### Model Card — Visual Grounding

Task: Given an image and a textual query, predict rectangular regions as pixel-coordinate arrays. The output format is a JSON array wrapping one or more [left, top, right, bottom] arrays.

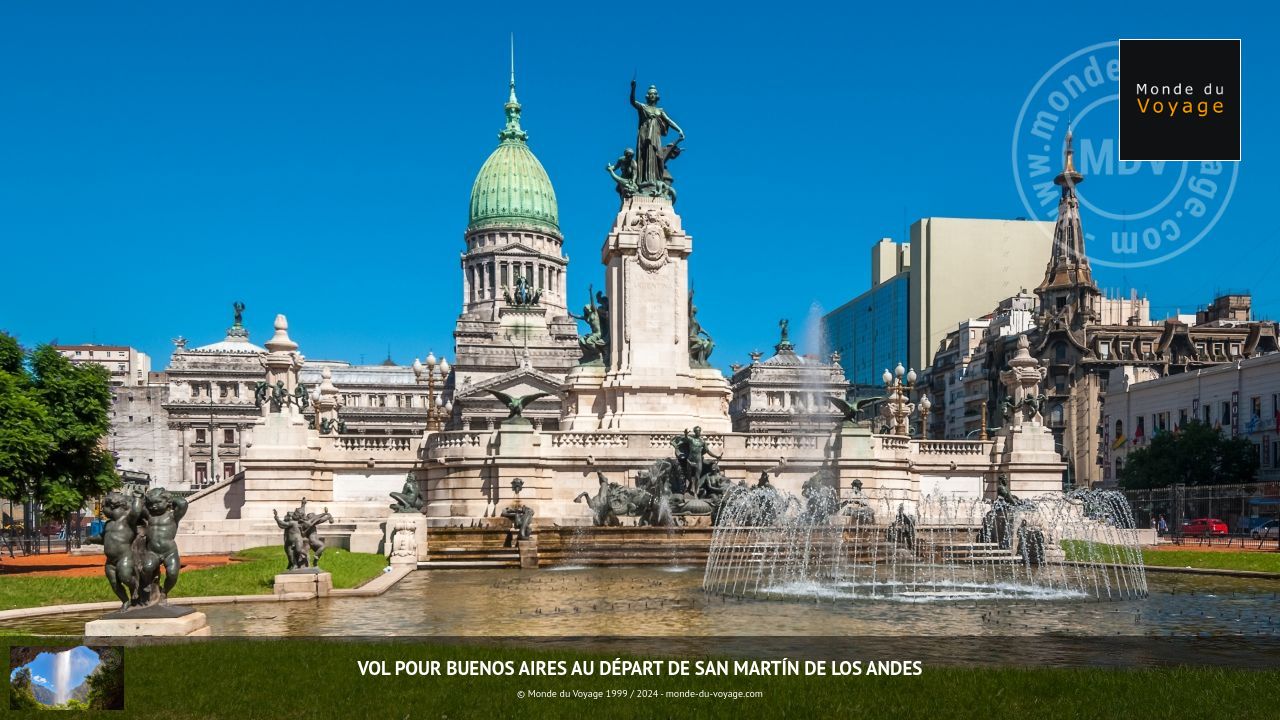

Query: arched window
[[1049, 403, 1064, 426]]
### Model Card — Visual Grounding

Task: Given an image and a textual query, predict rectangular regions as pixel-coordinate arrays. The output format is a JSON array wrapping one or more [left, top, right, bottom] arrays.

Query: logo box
[[1119, 39, 1240, 161]]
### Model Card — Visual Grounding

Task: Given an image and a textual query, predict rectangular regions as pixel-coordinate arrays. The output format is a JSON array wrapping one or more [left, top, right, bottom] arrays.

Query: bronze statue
[[390, 474, 424, 513], [996, 473, 1021, 506], [569, 285, 609, 365], [688, 291, 714, 368], [136, 488, 188, 606], [670, 427, 720, 496], [91, 488, 189, 612], [779, 318, 790, 345], [274, 498, 332, 569], [274, 508, 305, 569], [826, 396, 884, 425], [98, 492, 142, 609], [485, 389, 552, 424], [574, 473, 622, 527], [505, 272, 541, 307], [606, 148, 638, 198], [625, 79, 685, 200], [233, 301, 245, 326]]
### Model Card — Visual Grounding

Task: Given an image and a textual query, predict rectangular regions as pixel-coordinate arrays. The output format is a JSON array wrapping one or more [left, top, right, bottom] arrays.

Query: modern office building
[[823, 217, 1053, 389]]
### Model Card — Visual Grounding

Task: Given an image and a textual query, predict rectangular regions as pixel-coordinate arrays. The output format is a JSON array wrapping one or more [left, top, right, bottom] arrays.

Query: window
[[223, 428, 235, 444], [1054, 343, 1067, 362], [222, 462, 236, 479], [194, 463, 208, 484], [1049, 404, 1064, 427], [1098, 342, 1110, 359], [1230, 343, 1241, 357], [1221, 401, 1231, 427], [1120, 341, 1132, 358], [195, 428, 207, 444], [1178, 409, 1188, 427]]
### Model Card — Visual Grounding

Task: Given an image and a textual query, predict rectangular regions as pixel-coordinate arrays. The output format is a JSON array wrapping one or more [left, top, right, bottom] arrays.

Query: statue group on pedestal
[[254, 379, 310, 412], [607, 80, 685, 202], [569, 285, 610, 367], [96, 488, 188, 612], [274, 498, 333, 570], [575, 427, 751, 527], [502, 272, 541, 307]]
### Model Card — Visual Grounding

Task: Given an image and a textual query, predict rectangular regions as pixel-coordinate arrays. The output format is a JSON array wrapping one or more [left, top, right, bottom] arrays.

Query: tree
[[8, 666, 40, 710], [0, 333, 118, 542], [85, 647, 124, 710], [1119, 420, 1260, 490]]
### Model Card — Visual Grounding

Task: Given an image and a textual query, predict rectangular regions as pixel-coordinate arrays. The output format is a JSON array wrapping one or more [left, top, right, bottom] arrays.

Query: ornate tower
[[1031, 131, 1103, 489], [1034, 130, 1101, 330], [449, 65, 580, 430]]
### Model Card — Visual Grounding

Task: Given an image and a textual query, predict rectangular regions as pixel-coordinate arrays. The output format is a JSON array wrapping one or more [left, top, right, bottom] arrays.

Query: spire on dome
[[498, 34, 527, 143]]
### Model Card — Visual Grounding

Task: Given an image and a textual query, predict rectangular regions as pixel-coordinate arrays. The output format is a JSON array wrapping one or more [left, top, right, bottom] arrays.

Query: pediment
[[454, 367, 564, 401]]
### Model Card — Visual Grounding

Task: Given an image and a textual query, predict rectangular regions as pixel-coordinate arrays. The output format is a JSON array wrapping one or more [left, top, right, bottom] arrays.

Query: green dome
[[467, 82, 560, 237]]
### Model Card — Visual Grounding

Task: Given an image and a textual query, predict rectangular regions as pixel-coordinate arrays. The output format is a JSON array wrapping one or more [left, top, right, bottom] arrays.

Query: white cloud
[[32, 674, 51, 687]]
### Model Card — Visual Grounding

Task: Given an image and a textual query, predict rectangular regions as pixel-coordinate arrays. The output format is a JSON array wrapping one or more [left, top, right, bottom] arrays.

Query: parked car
[[1251, 519, 1279, 540], [1181, 518, 1228, 536]]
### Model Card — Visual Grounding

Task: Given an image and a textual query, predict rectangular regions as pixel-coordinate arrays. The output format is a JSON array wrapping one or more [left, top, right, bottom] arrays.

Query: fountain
[[703, 482, 1148, 602]]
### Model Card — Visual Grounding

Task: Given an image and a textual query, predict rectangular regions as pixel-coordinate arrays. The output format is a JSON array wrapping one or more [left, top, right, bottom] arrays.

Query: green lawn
[[0, 546, 387, 611], [3, 638, 1275, 719], [1064, 541, 1280, 573]]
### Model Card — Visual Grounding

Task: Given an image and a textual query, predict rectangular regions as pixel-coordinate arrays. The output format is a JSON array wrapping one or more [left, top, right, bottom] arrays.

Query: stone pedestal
[[561, 195, 730, 432], [273, 569, 333, 598], [85, 608, 211, 638], [350, 521, 385, 554], [1000, 423, 1067, 497], [517, 536, 539, 569], [385, 513, 427, 563]]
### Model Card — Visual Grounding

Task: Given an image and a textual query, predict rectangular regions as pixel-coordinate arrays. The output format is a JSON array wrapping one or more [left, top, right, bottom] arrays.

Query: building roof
[[467, 75, 559, 237]]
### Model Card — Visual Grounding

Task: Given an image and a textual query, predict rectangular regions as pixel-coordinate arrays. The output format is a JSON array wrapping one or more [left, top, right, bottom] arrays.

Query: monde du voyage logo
[[1012, 40, 1241, 269]]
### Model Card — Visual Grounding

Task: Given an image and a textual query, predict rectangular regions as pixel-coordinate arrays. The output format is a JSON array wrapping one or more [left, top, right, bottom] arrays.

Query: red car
[[1181, 518, 1228, 536]]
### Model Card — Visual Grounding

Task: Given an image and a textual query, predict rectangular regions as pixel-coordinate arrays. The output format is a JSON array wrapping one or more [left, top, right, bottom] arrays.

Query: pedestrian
[[1157, 515, 1168, 536]]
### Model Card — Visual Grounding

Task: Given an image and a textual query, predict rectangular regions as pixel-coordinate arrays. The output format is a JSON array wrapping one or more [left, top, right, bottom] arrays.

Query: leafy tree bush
[[0, 333, 118, 540], [1119, 420, 1259, 489]]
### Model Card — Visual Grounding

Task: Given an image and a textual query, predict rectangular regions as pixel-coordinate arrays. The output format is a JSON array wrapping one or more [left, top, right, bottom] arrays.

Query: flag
[[1248, 415, 1261, 433], [1112, 434, 1127, 450]]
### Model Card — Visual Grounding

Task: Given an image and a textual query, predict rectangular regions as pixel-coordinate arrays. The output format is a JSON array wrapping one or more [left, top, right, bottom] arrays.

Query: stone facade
[[728, 329, 848, 434], [447, 73, 580, 431], [1102, 353, 1280, 486]]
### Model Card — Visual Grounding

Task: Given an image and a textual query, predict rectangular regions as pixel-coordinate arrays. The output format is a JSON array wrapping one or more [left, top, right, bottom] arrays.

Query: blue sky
[[10, 646, 99, 702], [0, 2, 1272, 372]]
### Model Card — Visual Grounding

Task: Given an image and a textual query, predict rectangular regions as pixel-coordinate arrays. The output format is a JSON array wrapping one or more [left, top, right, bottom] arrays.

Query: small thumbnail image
[[9, 645, 124, 710]]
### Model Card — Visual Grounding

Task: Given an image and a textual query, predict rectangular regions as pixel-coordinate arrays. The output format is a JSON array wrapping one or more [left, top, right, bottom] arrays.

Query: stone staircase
[[420, 528, 521, 569], [419, 526, 715, 569]]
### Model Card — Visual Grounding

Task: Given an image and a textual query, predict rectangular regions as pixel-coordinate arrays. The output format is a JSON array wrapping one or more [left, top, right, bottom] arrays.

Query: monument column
[[561, 79, 730, 432]]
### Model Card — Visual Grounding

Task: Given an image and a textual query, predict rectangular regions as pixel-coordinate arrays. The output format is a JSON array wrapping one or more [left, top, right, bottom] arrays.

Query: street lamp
[[882, 363, 919, 436], [919, 394, 932, 439], [413, 353, 451, 432]]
